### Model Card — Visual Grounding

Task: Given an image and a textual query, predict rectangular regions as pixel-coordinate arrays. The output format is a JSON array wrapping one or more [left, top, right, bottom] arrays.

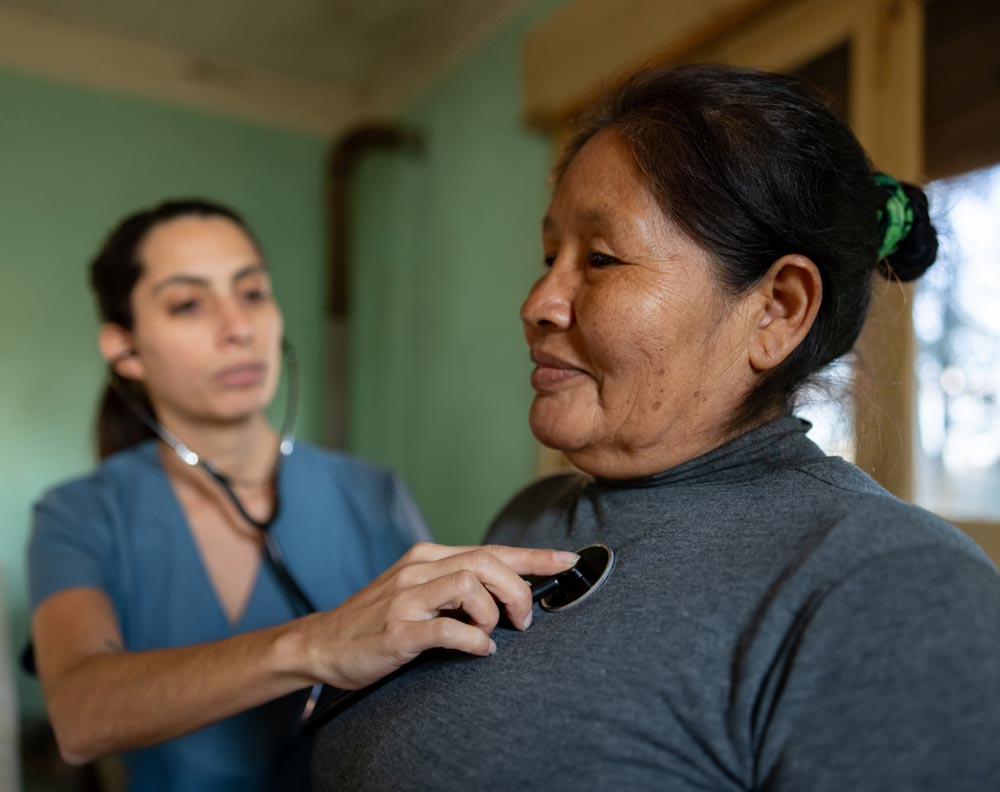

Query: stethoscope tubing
[[20, 340, 312, 677], [110, 339, 325, 716], [110, 337, 316, 616]]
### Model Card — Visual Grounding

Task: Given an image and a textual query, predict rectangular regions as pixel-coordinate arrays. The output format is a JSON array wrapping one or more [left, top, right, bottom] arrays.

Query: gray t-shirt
[[311, 417, 1000, 791]]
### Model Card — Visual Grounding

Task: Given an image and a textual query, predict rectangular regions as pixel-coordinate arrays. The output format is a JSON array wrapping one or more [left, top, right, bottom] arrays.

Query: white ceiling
[[0, 0, 529, 134]]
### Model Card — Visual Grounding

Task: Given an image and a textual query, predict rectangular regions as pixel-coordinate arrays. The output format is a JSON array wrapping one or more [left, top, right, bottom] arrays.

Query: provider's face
[[521, 130, 757, 478], [125, 215, 283, 427]]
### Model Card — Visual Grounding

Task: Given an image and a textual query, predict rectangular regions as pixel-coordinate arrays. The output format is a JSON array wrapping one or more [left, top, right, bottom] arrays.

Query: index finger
[[403, 543, 578, 577], [481, 545, 580, 577]]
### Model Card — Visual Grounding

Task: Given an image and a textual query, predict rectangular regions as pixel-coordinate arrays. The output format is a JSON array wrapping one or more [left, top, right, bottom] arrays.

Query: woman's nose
[[520, 266, 575, 331], [219, 299, 254, 345]]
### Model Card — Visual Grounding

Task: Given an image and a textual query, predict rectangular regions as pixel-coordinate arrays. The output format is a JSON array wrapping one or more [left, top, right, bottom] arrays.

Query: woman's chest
[[311, 551, 783, 792]]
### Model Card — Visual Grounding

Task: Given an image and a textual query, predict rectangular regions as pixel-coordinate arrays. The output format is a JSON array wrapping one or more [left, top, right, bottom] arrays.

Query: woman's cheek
[[593, 280, 671, 361]]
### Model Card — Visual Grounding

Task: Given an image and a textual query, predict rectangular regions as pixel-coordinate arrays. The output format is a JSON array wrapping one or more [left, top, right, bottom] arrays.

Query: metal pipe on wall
[[325, 125, 423, 449]]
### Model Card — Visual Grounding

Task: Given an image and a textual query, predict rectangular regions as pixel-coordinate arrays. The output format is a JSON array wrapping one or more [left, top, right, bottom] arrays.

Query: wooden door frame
[[524, 0, 925, 501], [677, 0, 926, 500]]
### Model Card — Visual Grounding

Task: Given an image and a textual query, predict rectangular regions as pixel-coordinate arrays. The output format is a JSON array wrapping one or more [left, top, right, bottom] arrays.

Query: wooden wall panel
[[522, 0, 785, 128]]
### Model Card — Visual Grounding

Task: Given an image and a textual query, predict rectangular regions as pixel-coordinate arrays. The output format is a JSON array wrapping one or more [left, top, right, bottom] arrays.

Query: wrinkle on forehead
[[545, 131, 697, 267]]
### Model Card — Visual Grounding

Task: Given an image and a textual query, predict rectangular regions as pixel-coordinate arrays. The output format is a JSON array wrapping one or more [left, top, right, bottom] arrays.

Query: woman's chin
[[528, 401, 592, 454], [203, 396, 270, 426]]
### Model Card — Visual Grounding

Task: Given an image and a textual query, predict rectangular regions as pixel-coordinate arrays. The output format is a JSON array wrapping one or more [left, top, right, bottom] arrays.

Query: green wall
[[347, 0, 564, 545], [1, 0, 565, 721], [0, 68, 327, 715]]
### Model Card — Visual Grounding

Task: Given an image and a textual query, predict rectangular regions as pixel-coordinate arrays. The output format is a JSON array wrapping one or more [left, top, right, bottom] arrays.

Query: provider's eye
[[169, 299, 200, 315], [242, 288, 270, 303], [588, 251, 619, 268]]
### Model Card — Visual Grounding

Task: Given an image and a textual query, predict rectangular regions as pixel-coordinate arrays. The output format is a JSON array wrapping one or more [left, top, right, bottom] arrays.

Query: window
[[914, 164, 1000, 519]]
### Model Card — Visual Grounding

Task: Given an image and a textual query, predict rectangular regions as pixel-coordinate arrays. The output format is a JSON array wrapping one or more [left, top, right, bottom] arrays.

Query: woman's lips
[[529, 350, 587, 391], [216, 363, 265, 388], [531, 365, 584, 390]]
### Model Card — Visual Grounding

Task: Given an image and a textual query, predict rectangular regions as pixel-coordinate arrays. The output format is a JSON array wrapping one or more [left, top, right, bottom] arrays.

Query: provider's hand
[[298, 542, 579, 690]]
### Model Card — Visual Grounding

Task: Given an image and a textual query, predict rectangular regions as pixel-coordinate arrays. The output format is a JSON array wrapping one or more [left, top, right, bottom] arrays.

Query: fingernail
[[555, 551, 580, 565], [521, 609, 533, 631], [488, 639, 497, 655]]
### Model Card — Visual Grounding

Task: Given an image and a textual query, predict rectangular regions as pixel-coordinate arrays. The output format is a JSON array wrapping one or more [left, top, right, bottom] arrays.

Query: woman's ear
[[747, 254, 822, 372], [98, 323, 145, 381]]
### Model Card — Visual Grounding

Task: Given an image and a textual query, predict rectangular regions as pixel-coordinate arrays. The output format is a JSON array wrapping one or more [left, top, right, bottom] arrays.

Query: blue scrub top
[[28, 439, 430, 791]]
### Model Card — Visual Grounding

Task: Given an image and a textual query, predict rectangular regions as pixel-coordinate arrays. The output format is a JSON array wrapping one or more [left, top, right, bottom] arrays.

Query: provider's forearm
[[46, 618, 314, 764]]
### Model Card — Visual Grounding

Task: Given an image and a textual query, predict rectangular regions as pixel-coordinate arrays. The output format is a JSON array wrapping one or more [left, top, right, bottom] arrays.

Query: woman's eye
[[242, 288, 270, 303], [588, 252, 620, 268], [168, 299, 200, 315]]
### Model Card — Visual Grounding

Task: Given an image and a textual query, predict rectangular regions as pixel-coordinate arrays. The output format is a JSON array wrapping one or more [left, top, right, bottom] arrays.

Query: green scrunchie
[[874, 172, 914, 260]]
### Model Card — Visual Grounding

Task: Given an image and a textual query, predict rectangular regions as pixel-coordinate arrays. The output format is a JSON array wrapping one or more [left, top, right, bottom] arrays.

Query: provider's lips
[[530, 349, 587, 391], [215, 362, 266, 388]]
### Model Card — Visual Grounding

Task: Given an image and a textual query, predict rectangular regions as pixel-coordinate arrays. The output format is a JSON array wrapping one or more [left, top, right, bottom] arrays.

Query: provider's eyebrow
[[151, 263, 267, 294], [231, 263, 268, 283]]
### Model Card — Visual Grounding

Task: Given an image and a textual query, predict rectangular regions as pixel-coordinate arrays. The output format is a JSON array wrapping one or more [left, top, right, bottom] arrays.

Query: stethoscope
[[109, 338, 318, 618], [108, 345, 619, 727], [527, 542, 615, 612], [109, 339, 337, 720], [298, 542, 615, 732], [19, 339, 314, 677]]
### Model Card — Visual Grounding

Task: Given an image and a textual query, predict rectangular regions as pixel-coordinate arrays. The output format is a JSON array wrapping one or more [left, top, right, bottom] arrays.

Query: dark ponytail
[[90, 199, 253, 459], [95, 379, 157, 461]]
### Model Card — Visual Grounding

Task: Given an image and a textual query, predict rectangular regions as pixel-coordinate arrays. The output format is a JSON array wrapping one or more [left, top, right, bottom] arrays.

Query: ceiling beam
[[0, 5, 365, 136]]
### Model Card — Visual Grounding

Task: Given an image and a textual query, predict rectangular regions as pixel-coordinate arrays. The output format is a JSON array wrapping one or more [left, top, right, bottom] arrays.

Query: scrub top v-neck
[[29, 439, 429, 792], [154, 453, 288, 640]]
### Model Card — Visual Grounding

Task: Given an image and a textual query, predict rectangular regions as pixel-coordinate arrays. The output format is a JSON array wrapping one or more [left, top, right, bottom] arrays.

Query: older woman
[[311, 65, 1000, 790]]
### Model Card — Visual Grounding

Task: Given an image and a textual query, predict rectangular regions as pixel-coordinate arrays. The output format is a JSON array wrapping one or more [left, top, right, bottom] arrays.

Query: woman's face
[[120, 215, 283, 428], [521, 130, 760, 477]]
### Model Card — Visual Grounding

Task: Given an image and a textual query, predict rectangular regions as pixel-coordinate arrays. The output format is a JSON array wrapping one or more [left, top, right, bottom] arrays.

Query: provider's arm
[[34, 542, 577, 764]]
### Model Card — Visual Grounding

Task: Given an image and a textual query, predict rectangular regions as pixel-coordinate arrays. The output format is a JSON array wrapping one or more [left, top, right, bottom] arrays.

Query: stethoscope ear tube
[[107, 338, 315, 615], [22, 341, 310, 677]]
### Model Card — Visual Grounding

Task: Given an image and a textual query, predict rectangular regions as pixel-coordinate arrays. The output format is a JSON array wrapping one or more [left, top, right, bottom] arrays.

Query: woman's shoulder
[[500, 471, 587, 514], [286, 443, 421, 520], [791, 454, 991, 567], [286, 443, 429, 547], [287, 442, 403, 491], [761, 456, 997, 609], [487, 472, 587, 545], [35, 440, 161, 518], [290, 441, 386, 474], [29, 442, 164, 610]]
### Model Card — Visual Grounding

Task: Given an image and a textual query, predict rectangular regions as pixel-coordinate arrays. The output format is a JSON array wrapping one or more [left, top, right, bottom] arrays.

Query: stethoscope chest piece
[[299, 542, 618, 732], [537, 543, 615, 613]]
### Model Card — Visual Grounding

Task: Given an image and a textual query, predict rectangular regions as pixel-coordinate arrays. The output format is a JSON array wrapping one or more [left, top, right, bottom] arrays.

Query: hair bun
[[877, 181, 939, 282]]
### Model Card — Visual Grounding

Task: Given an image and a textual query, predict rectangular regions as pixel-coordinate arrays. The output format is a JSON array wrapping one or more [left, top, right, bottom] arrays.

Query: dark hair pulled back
[[90, 199, 254, 459], [558, 64, 938, 431]]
